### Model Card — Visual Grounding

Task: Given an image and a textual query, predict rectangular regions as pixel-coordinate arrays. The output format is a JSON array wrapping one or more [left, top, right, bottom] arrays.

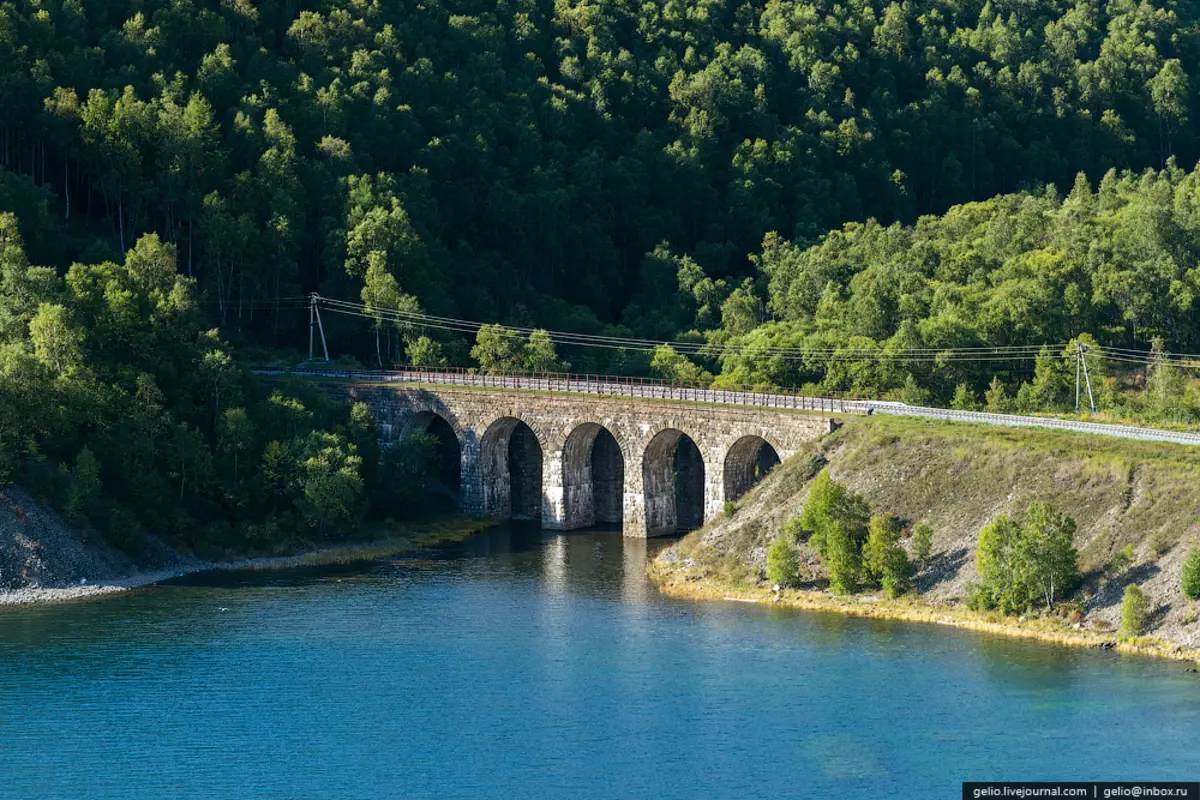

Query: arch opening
[[562, 423, 625, 529], [404, 411, 462, 497], [723, 436, 781, 503], [642, 429, 705, 536], [481, 417, 543, 520]]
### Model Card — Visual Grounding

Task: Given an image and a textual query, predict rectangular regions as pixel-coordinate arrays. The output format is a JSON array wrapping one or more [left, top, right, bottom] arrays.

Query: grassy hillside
[[653, 416, 1200, 654]]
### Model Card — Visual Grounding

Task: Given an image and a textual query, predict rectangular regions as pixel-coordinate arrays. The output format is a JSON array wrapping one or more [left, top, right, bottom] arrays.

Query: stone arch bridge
[[325, 382, 837, 537]]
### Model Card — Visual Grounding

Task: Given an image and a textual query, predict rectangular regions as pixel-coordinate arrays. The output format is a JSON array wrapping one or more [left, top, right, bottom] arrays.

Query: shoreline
[[649, 567, 1200, 666], [0, 516, 494, 608]]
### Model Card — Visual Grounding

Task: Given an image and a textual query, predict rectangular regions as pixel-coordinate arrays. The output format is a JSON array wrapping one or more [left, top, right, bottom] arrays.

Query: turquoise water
[[1, 524, 1198, 798]]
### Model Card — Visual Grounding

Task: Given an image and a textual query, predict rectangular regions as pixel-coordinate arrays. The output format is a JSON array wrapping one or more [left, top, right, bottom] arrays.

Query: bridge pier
[[541, 447, 568, 530], [459, 432, 484, 516], [702, 448, 726, 523]]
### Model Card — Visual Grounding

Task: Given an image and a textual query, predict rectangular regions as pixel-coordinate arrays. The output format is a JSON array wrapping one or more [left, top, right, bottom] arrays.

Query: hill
[[652, 414, 1200, 656]]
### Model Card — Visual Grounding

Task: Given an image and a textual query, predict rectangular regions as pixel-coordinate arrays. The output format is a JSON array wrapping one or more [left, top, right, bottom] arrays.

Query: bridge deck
[[259, 366, 1200, 448]]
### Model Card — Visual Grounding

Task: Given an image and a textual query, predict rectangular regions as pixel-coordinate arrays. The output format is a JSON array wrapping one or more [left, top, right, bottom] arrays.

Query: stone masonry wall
[[327, 383, 835, 537]]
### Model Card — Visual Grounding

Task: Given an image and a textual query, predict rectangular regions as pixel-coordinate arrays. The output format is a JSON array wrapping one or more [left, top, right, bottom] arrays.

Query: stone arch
[[403, 410, 463, 495], [480, 416, 544, 520], [641, 428, 705, 536], [561, 422, 626, 529], [723, 435, 781, 503]]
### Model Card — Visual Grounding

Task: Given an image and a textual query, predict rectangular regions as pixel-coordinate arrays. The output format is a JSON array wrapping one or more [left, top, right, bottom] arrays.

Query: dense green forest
[[4, 0, 1200, 553], [3, 0, 1199, 331], [705, 162, 1200, 418], [0, 213, 450, 556]]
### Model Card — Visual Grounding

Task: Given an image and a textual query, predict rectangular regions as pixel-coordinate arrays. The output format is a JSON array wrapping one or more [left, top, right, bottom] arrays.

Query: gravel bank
[[0, 491, 492, 606], [0, 486, 202, 605]]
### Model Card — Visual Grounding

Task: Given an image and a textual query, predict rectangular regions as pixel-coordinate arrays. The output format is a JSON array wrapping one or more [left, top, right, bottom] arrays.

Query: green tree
[[64, 446, 101, 527], [984, 377, 1011, 414], [361, 251, 404, 367], [951, 384, 978, 412], [1030, 346, 1067, 410], [880, 543, 913, 597], [296, 431, 364, 537], [217, 407, 255, 486], [825, 521, 863, 594], [0, 213, 58, 342], [799, 469, 870, 559], [1146, 338, 1184, 415], [1120, 583, 1150, 637], [523, 329, 567, 373], [911, 521, 933, 572], [864, 513, 911, 596], [864, 513, 901, 583], [29, 303, 82, 374], [407, 336, 447, 367], [899, 374, 930, 405], [471, 324, 524, 374], [766, 529, 800, 587], [1181, 547, 1200, 601], [975, 513, 1024, 612], [650, 344, 711, 385], [976, 502, 1079, 612], [200, 348, 237, 428], [1018, 501, 1079, 610]]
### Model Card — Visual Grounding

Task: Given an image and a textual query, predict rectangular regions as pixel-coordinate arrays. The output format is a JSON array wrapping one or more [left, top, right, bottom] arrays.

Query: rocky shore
[[0, 486, 492, 607]]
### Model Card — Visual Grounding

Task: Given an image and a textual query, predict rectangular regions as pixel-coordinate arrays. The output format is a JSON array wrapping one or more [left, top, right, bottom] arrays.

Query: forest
[[3, 0, 1200, 552]]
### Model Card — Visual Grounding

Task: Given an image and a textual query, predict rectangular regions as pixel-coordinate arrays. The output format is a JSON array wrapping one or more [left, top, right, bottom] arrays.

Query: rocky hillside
[[655, 415, 1200, 648], [0, 486, 192, 602]]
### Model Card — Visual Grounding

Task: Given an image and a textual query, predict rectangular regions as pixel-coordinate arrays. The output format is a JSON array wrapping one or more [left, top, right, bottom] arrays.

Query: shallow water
[[1, 523, 1197, 798]]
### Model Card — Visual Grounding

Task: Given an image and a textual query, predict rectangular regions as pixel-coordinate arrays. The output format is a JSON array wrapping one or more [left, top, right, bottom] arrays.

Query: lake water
[[1, 523, 1198, 798]]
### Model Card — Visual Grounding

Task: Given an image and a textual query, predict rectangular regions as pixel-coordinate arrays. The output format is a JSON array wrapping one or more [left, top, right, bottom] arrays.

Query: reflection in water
[[621, 536, 650, 605], [1, 522, 1198, 800], [542, 532, 567, 594]]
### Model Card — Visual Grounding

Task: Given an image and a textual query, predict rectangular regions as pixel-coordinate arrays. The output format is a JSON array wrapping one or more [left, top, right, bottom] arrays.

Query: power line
[[313, 296, 1056, 363], [299, 294, 1200, 371], [321, 295, 1052, 353]]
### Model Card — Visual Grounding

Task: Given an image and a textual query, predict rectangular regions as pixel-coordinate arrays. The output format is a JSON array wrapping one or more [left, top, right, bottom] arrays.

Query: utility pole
[[309, 293, 330, 363], [309, 294, 316, 363], [1079, 342, 1096, 415], [1080, 345, 1089, 417]]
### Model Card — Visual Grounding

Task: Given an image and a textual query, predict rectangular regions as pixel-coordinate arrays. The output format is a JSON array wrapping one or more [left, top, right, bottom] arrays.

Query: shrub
[[911, 522, 933, 571], [864, 514, 911, 595], [1106, 544, 1135, 577], [103, 504, 144, 557], [1120, 583, 1150, 637], [724, 500, 737, 518], [781, 516, 804, 542], [825, 522, 862, 594], [800, 469, 869, 559], [951, 383, 978, 412], [1149, 531, 1169, 557], [766, 532, 800, 588], [975, 501, 1078, 613], [1182, 547, 1200, 601], [976, 514, 1024, 612], [965, 582, 992, 611], [880, 546, 913, 598], [864, 514, 902, 583]]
